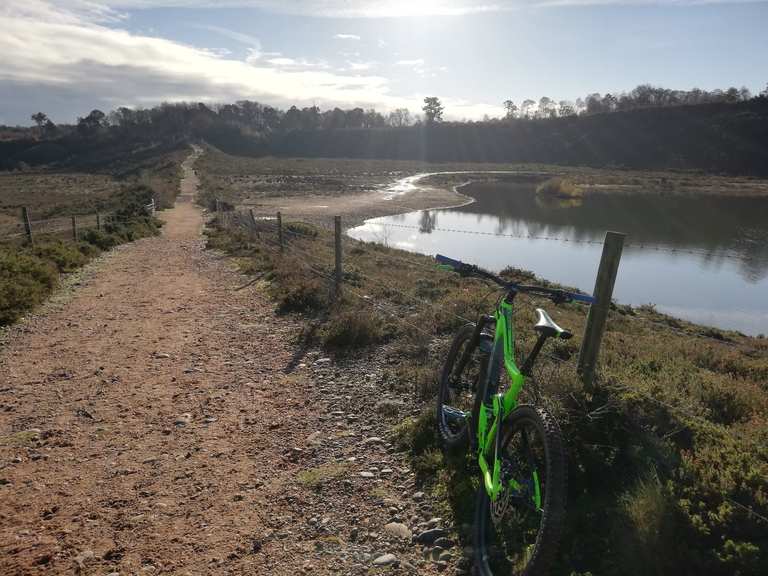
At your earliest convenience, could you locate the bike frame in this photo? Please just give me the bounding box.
[475,297,542,508]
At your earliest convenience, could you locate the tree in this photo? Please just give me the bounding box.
[31,112,49,129]
[299,106,321,131]
[43,119,57,138]
[323,107,347,129]
[739,86,751,101]
[558,100,576,117]
[521,99,535,119]
[364,108,386,128]
[538,97,555,118]
[30,112,57,138]
[346,107,365,128]
[585,93,603,115]
[422,97,444,123]
[503,100,518,119]
[77,109,106,136]
[602,93,618,112]
[282,106,302,131]
[387,108,412,127]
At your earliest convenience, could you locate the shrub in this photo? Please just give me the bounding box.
[81,228,119,250]
[31,241,90,272]
[393,363,439,400]
[618,473,678,575]
[391,410,437,455]
[270,258,326,313]
[321,304,386,350]
[536,177,583,198]
[0,250,58,325]
[286,222,318,238]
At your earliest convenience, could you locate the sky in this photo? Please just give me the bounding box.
[1,0,767,124]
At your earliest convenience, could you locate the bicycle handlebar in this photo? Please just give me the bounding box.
[435,254,596,305]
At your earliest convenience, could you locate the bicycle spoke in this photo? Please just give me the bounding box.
[439,332,482,441]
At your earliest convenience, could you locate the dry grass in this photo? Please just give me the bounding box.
[297,463,349,489]
[208,209,768,575]
[198,148,768,214]
[0,149,184,236]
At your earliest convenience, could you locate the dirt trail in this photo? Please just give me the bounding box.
[0,148,453,575]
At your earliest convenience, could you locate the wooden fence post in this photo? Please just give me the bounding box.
[577,231,625,390]
[22,207,33,245]
[249,209,260,239]
[334,215,342,300]
[96,212,101,231]
[277,211,283,252]
[71,216,78,241]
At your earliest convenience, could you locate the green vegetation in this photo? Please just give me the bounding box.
[207,214,768,575]
[536,177,583,199]
[0,148,183,238]
[0,250,58,325]
[297,463,349,489]
[0,187,162,326]
[321,301,388,350]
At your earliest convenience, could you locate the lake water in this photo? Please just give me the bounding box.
[348,180,768,336]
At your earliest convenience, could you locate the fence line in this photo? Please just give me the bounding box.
[221,208,748,390]
[359,221,751,262]
[225,206,761,349]
[1,199,158,244]
[217,205,768,526]
[220,206,625,389]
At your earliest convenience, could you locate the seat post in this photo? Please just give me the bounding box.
[520,333,549,377]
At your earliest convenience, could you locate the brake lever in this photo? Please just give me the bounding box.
[459,264,478,277]
[550,291,570,305]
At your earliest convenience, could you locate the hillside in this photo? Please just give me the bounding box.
[3,98,768,177]
[259,99,768,176]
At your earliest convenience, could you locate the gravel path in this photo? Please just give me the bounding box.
[0,148,459,575]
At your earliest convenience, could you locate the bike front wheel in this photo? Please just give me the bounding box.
[436,324,487,452]
[474,404,567,576]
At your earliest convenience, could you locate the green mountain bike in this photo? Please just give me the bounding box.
[434,254,595,576]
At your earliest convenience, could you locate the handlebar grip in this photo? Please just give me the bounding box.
[435,254,465,270]
[568,292,597,305]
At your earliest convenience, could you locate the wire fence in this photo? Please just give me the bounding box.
[0,199,156,245]
[220,206,766,351]
[277,188,758,263]
[217,206,625,376]
[216,205,767,524]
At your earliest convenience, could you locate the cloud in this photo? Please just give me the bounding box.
[56,1,507,18]
[0,1,502,123]
[395,59,426,67]
[263,57,330,69]
[49,0,765,19]
[333,33,361,40]
[345,61,376,71]
[190,24,261,48]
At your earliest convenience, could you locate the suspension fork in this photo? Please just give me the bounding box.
[450,315,494,386]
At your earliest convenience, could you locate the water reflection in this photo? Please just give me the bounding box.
[459,182,768,282]
[419,210,437,234]
[349,182,768,335]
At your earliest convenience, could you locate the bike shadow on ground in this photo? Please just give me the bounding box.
[283,314,328,374]
[398,409,478,548]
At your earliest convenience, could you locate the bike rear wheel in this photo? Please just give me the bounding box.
[474,404,567,576]
[437,324,487,452]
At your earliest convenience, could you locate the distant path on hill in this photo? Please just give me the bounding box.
[0,146,451,575]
